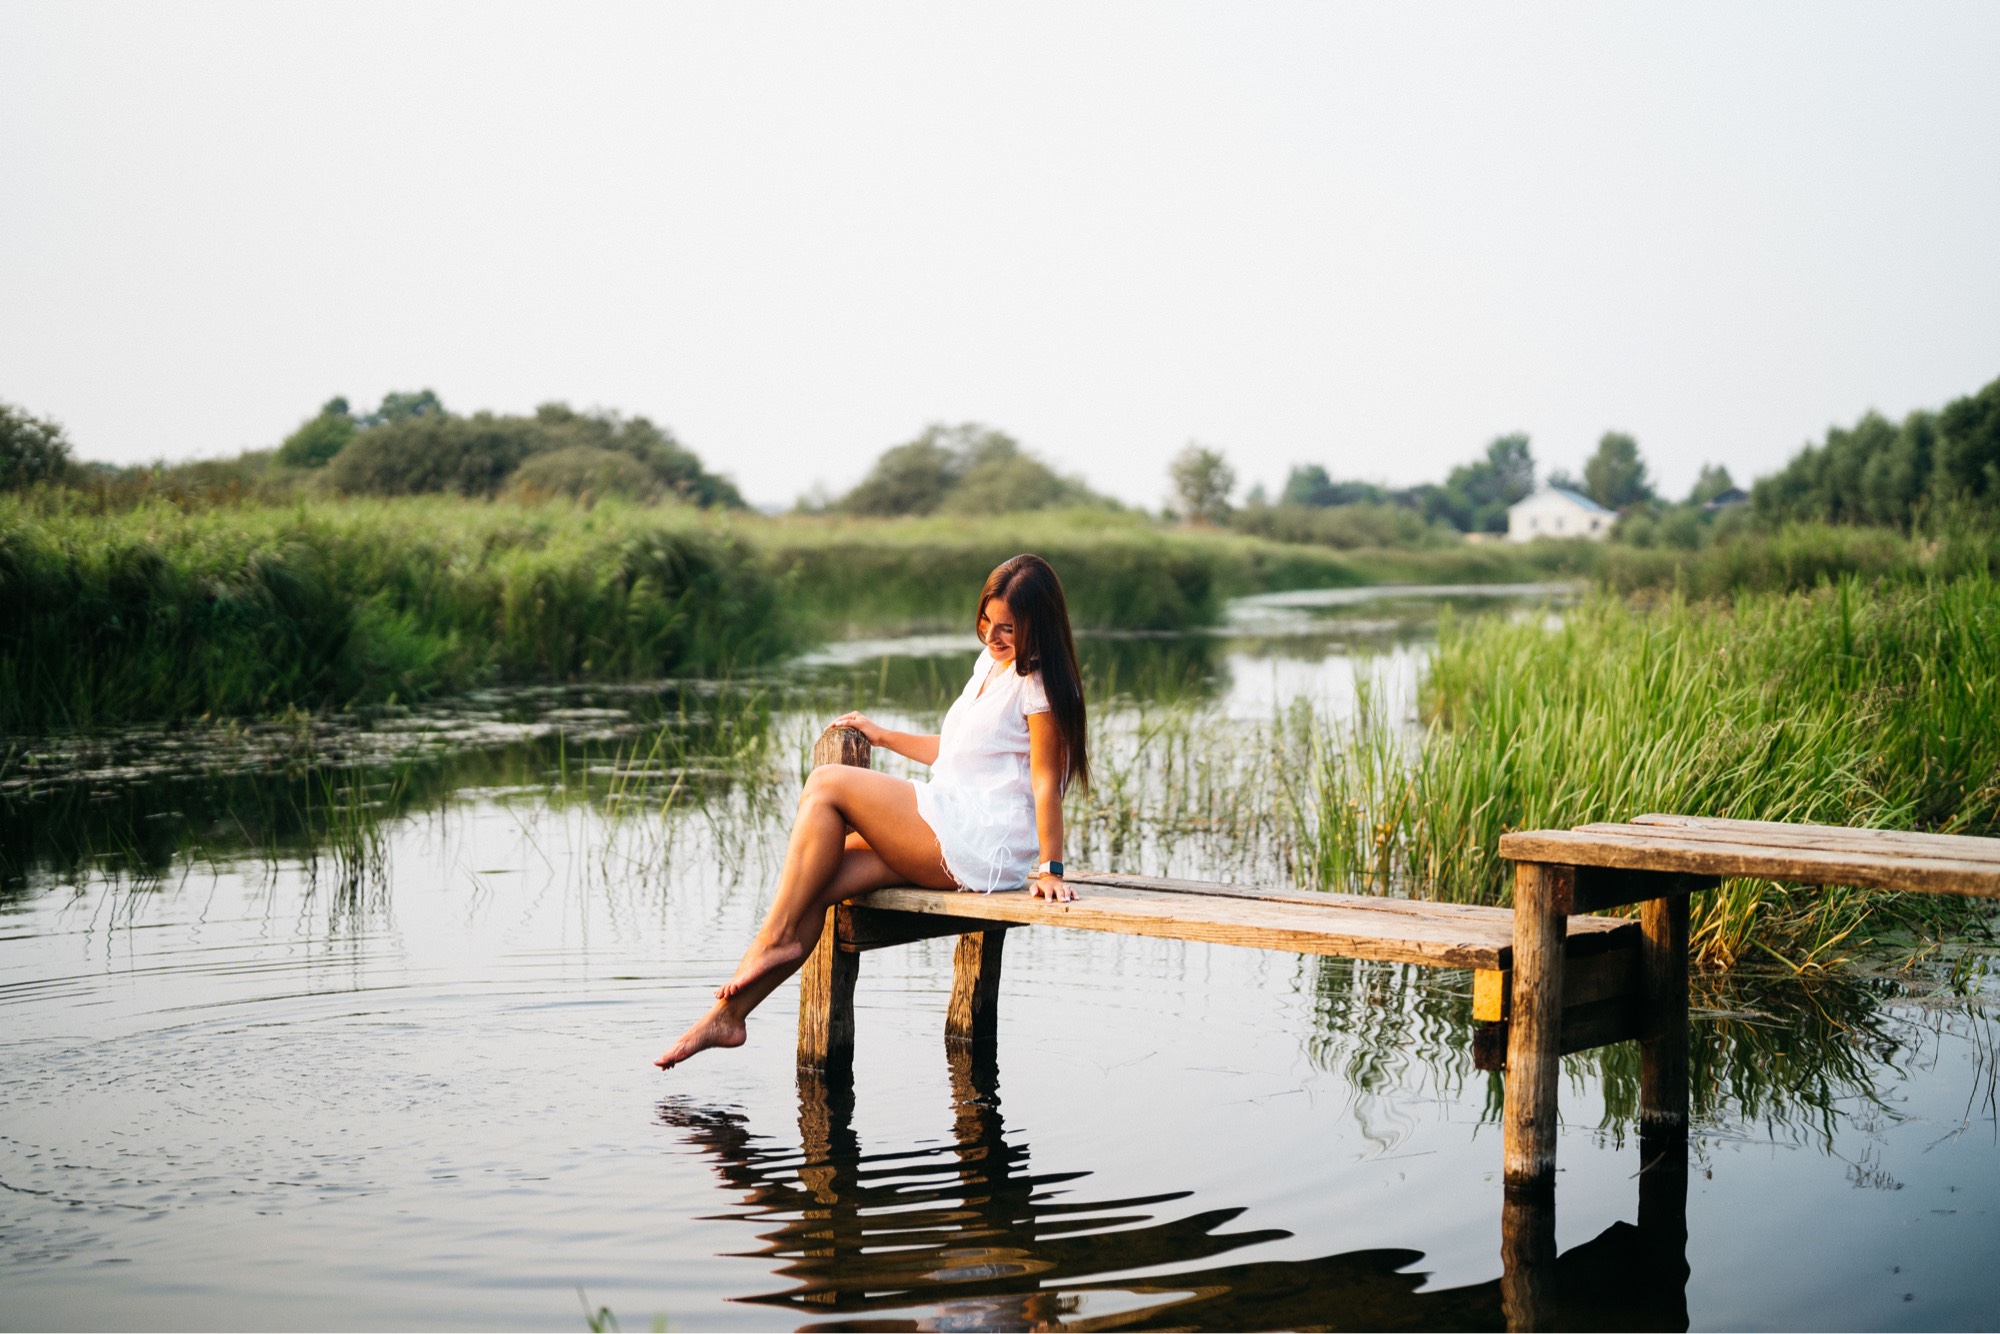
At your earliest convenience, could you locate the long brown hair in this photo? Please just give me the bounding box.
[976,553,1088,790]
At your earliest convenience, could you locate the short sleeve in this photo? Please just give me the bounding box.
[1019,670,1051,716]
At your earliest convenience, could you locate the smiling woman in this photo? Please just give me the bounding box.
[653,552,1090,1071]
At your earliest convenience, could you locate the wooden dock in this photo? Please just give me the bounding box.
[794,728,2000,1330]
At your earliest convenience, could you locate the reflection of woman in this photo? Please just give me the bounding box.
[657,553,1090,1070]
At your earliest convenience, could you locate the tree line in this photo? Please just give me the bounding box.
[6,370,1995,546]
[0,391,745,509]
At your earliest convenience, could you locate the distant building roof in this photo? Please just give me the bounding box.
[1515,486,1613,515]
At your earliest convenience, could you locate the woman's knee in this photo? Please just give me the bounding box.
[800,764,850,811]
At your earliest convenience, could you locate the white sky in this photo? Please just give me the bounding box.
[4,2,1997,510]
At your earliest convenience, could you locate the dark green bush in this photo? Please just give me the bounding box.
[0,401,73,490]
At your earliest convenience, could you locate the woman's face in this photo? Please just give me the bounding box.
[979,597,1017,664]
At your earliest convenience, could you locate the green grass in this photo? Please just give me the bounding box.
[0,494,1585,729]
[1600,518,2000,597]
[1284,575,2000,968]
[0,494,789,729]
[744,509,1591,638]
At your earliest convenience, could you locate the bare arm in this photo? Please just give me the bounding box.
[832,712,940,767]
[1026,712,1074,902]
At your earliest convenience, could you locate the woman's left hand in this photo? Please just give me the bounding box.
[1030,873,1075,903]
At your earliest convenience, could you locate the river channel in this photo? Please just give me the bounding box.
[2,584,1994,1330]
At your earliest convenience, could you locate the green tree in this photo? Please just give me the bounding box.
[1427,433,1535,533]
[1937,374,2000,502]
[1583,431,1653,509]
[1281,464,1389,508]
[1687,463,1737,506]
[507,445,662,502]
[1281,464,1334,507]
[529,403,743,507]
[360,389,445,428]
[946,445,1094,514]
[836,423,1103,516]
[839,436,960,516]
[327,412,541,497]
[1170,443,1236,524]
[275,397,357,469]
[1751,407,1944,531]
[0,400,73,489]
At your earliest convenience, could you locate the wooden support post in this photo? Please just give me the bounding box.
[810,724,872,770]
[945,929,1006,1045]
[1637,889,1690,1139]
[798,726,872,1073]
[1503,861,1571,1191]
[1637,887,1691,1292]
[797,911,859,1073]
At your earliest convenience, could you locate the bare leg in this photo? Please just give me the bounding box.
[655,768,954,1070]
[712,831,872,1000]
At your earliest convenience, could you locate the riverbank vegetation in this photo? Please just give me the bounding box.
[0,493,1589,729]
[1284,574,2000,968]
[0,497,784,730]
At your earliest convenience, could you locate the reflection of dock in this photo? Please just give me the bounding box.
[662,1044,1690,1331]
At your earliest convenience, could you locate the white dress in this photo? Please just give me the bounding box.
[913,654,1052,893]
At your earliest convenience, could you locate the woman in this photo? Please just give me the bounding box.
[655,553,1090,1070]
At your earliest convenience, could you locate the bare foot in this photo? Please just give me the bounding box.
[653,1005,747,1070]
[712,937,808,1001]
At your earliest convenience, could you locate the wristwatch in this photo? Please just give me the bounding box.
[1035,860,1064,878]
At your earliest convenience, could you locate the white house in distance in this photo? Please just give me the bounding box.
[1507,486,1614,541]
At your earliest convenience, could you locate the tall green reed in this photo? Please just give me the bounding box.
[1286,575,2000,967]
[0,495,791,729]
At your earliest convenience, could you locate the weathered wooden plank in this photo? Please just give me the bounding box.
[1497,829,2000,899]
[1579,820,2000,867]
[1473,945,1640,1023]
[1070,872,1631,955]
[1474,997,1643,1071]
[1070,871,1553,926]
[849,880,1639,972]
[1502,862,1569,1187]
[1630,814,2000,862]
[945,930,1005,1044]
[797,906,859,1073]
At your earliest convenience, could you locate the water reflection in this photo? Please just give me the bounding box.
[660,1044,1690,1331]
[0,681,775,896]
[1302,956,1967,1155]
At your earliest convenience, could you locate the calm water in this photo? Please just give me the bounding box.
[3,585,1995,1331]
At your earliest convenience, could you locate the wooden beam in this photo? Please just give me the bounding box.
[1474,997,1643,1072]
[1502,862,1569,1189]
[1473,944,1639,1023]
[836,903,1012,953]
[945,929,1006,1045]
[1571,867,1718,914]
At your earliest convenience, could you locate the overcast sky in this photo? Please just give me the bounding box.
[4,2,1997,509]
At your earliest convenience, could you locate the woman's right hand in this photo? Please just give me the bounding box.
[832,711,885,745]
